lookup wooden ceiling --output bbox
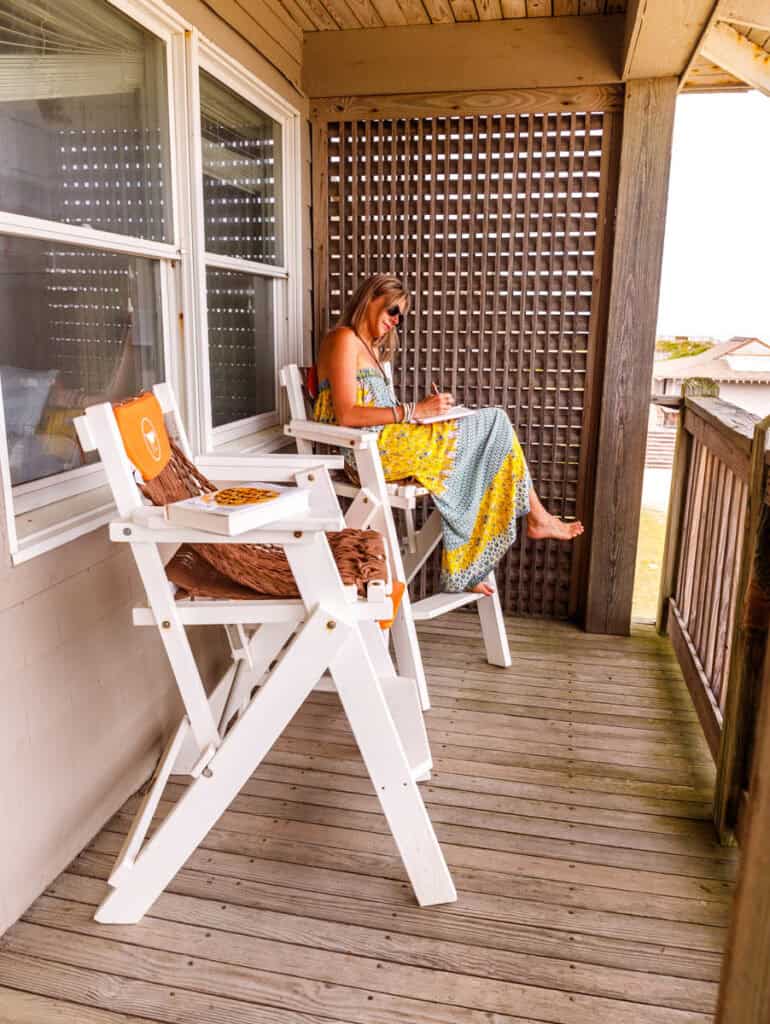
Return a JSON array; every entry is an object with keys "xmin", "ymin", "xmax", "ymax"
[
  {"xmin": 684, "ymin": 18, "xmax": 770, "ymax": 93},
  {"xmin": 278, "ymin": 0, "xmax": 626, "ymax": 32},
  {"xmin": 218, "ymin": 0, "xmax": 767, "ymax": 96}
]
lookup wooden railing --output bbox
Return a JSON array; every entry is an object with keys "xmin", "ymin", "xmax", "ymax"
[{"xmin": 657, "ymin": 384, "xmax": 770, "ymax": 841}]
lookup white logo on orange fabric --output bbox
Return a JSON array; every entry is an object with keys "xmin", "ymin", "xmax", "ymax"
[{"xmin": 141, "ymin": 417, "xmax": 162, "ymax": 462}]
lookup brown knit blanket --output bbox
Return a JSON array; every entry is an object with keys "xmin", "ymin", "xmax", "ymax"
[{"xmin": 141, "ymin": 443, "xmax": 387, "ymax": 600}]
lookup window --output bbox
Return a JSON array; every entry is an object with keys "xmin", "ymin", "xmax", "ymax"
[
  {"xmin": 195, "ymin": 64, "xmax": 291, "ymax": 446},
  {"xmin": 0, "ymin": 236, "xmax": 163, "ymax": 488},
  {"xmin": 0, "ymin": 0, "xmax": 172, "ymax": 240},
  {"xmin": 206, "ymin": 269, "xmax": 274, "ymax": 428},
  {"xmin": 199, "ymin": 71, "xmax": 283, "ymax": 265},
  {"xmin": 0, "ymin": 0, "xmax": 302, "ymax": 562}
]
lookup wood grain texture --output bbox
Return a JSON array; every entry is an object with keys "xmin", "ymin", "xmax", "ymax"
[
  {"xmin": 655, "ymin": 398, "xmax": 752, "ymax": 740},
  {"xmin": 343, "ymin": 0, "xmax": 386, "ymax": 26},
  {"xmin": 657, "ymin": 394, "xmax": 694, "ymax": 635},
  {"xmin": 366, "ymin": 0, "xmax": 406, "ymax": 22},
  {"xmin": 685, "ymin": 411, "xmax": 752, "ymax": 483},
  {"xmin": 0, "ymin": 617, "xmax": 734, "ymax": 1024},
  {"xmin": 291, "ymin": 0, "xmax": 626, "ymax": 25},
  {"xmin": 714, "ymin": 413, "xmax": 770, "ymax": 841},
  {"xmin": 163, "ymin": 0, "xmax": 309, "ymax": 108},
  {"xmin": 720, "ymin": 0, "xmax": 770, "ymax": 30},
  {"xmin": 201, "ymin": 0, "xmax": 302, "ymax": 89},
  {"xmin": 622, "ymin": 0, "xmax": 717, "ymax": 79},
  {"xmin": 701, "ymin": 20, "xmax": 770, "ymax": 96},
  {"xmin": 715, "ymin": 639, "xmax": 770, "ymax": 1023},
  {"xmin": 584, "ymin": 77, "xmax": 677, "ymax": 636},
  {"xmin": 684, "ymin": 397, "xmax": 757, "ymax": 459},
  {"xmin": 568, "ymin": 107, "xmax": 623, "ymax": 620},
  {"xmin": 0, "ymin": 987, "xmax": 158, "ymax": 1024},
  {"xmin": 669, "ymin": 602, "xmax": 724, "ymax": 760},
  {"xmin": 681, "ymin": 55, "xmax": 748, "ymax": 92},
  {"xmin": 302, "ymin": 14, "xmax": 625, "ymax": 96},
  {"xmin": 311, "ymin": 83, "xmax": 624, "ymax": 120}
]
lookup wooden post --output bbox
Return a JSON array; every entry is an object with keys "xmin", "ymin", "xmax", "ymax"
[
  {"xmin": 585, "ymin": 77, "xmax": 678, "ymax": 635},
  {"xmin": 715, "ymin": 638, "xmax": 770, "ymax": 1022},
  {"xmin": 714, "ymin": 413, "xmax": 770, "ymax": 842},
  {"xmin": 656, "ymin": 378, "xmax": 720, "ymax": 635}
]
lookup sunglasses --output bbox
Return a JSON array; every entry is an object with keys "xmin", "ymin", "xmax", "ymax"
[{"xmin": 386, "ymin": 303, "xmax": 405, "ymax": 326}]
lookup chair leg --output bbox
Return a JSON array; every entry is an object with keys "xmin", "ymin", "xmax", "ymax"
[
  {"xmin": 390, "ymin": 590, "xmax": 431, "ymax": 711},
  {"xmin": 402, "ymin": 510, "xmax": 442, "ymax": 585},
  {"xmin": 478, "ymin": 571, "xmax": 512, "ymax": 668},
  {"xmin": 359, "ymin": 621, "xmax": 396, "ymax": 677},
  {"xmin": 219, "ymin": 621, "xmax": 297, "ymax": 732},
  {"xmin": 330, "ymin": 631, "xmax": 456, "ymax": 907},
  {"xmin": 95, "ymin": 608, "xmax": 347, "ymax": 924}
]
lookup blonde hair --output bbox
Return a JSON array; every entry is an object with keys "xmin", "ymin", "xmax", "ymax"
[{"xmin": 336, "ymin": 273, "xmax": 409, "ymax": 364}]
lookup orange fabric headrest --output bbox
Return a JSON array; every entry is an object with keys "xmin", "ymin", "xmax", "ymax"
[{"xmin": 113, "ymin": 392, "xmax": 171, "ymax": 481}]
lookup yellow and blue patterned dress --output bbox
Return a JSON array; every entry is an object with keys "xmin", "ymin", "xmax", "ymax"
[{"xmin": 314, "ymin": 368, "xmax": 532, "ymax": 592}]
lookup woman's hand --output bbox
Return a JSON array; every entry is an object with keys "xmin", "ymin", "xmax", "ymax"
[{"xmin": 414, "ymin": 391, "xmax": 454, "ymax": 421}]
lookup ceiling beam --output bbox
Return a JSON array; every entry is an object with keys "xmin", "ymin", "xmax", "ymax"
[
  {"xmin": 303, "ymin": 14, "xmax": 624, "ymax": 97},
  {"xmin": 720, "ymin": 0, "xmax": 770, "ymax": 30},
  {"xmin": 701, "ymin": 20, "xmax": 770, "ymax": 94},
  {"xmin": 623, "ymin": 0, "xmax": 719, "ymax": 80}
]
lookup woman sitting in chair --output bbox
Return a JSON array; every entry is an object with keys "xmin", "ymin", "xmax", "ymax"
[{"xmin": 314, "ymin": 273, "xmax": 583, "ymax": 596}]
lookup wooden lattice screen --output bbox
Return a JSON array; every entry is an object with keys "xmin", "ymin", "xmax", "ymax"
[{"xmin": 313, "ymin": 91, "xmax": 622, "ymax": 618}]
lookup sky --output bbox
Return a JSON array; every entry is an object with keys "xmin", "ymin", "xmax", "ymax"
[{"xmin": 656, "ymin": 90, "xmax": 770, "ymax": 342}]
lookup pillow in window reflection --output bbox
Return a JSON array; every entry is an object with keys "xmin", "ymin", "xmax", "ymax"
[
  {"xmin": 0, "ymin": 366, "xmax": 57, "ymax": 437},
  {"xmin": 6, "ymin": 435, "xmax": 80, "ymax": 487},
  {"xmin": 39, "ymin": 405, "xmax": 82, "ymax": 442},
  {"xmin": 113, "ymin": 392, "xmax": 172, "ymax": 481}
]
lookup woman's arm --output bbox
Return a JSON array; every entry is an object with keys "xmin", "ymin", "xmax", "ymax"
[{"xmin": 324, "ymin": 328, "xmax": 454, "ymax": 427}]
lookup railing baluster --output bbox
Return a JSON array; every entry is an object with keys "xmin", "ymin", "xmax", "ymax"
[{"xmin": 658, "ymin": 385, "xmax": 767, "ymax": 808}]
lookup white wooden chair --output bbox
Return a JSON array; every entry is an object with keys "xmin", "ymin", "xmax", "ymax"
[
  {"xmin": 281, "ymin": 363, "xmax": 512, "ymax": 710},
  {"xmin": 73, "ymin": 383, "xmax": 456, "ymax": 924}
]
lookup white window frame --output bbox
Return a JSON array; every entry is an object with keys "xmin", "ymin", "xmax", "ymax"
[
  {"xmin": 0, "ymin": 0, "xmax": 304, "ymax": 562},
  {"xmin": 0, "ymin": 0, "xmax": 187, "ymax": 561},
  {"xmin": 187, "ymin": 35, "xmax": 303, "ymax": 453}
]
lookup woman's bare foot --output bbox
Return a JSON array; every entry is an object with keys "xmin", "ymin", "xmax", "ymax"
[
  {"xmin": 470, "ymin": 581, "xmax": 496, "ymax": 597},
  {"xmin": 527, "ymin": 510, "xmax": 584, "ymax": 542}
]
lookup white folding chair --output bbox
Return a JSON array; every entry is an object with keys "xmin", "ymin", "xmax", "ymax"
[
  {"xmin": 281, "ymin": 363, "xmax": 512, "ymax": 711},
  {"xmin": 73, "ymin": 383, "xmax": 456, "ymax": 923}
]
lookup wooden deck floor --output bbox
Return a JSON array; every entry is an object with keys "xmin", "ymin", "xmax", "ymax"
[{"xmin": 0, "ymin": 616, "xmax": 738, "ymax": 1024}]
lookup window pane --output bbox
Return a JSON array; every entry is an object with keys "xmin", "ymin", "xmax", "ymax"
[
  {"xmin": 200, "ymin": 71, "xmax": 283, "ymax": 265},
  {"xmin": 0, "ymin": 0, "xmax": 172, "ymax": 242},
  {"xmin": 207, "ymin": 269, "xmax": 274, "ymax": 428},
  {"xmin": 0, "ymin": 234, "xmax": 163, "ymax": 485}
]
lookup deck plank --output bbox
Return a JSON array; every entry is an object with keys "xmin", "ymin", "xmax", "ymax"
[
  {"xmin": 0, "ymin": 620, "xmax": 735, "ymax": 1023},
  {"xmin": 53, "ymin": 865, "xmax": 725, "ymax": 977}
]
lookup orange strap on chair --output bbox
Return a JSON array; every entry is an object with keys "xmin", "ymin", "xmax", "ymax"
[
  {"xmin": 379, "ymin": 580, "xmax": 406, "ymax": 630},
  {"xmin": 113, "ymin": 392, "xmax": 172, "ymax": 481}
]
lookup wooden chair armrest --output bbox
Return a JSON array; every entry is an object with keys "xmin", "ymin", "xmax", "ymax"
[
  {"xmin": 284, "ymin": 420, "xmax": 375, "ymax": 450},
  {"xmin": 110, "ymin": 513, "xmax": 343, "ymax": 545}
]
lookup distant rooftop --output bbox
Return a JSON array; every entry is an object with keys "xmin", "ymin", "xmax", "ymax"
[{"xmin": 653, "ymin": 337, "xmax": 770, "ymax": 384}]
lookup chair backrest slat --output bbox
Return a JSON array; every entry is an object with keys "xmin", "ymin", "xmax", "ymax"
[
  {"xmin": 281, "ymin": 365, "xmax": 315, "ymax": 455},
  {"xmin": 82, "ymin": 402, "xmax": 145, "ymax": 516},
  {"xmin": 153, "ymin": 382, "xmax": 195, "ymax": 461}
]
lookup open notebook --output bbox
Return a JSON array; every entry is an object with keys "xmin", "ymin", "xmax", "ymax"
[{"xmin": 415, "ymin": 406, "xmax": 478, "ymax": 425}]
